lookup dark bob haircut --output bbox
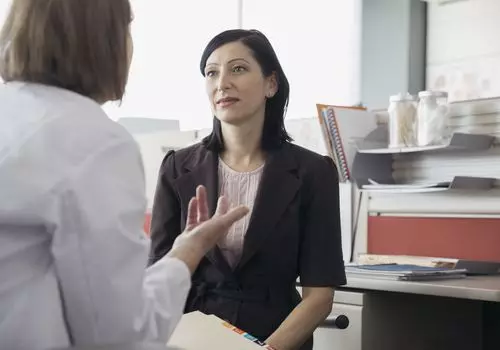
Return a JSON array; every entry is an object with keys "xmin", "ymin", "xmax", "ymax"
[{"xmin": 199, "ymin": 29, "xmax": 292, "ymax": 152}]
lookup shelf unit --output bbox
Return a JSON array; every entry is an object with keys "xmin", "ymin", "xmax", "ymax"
[{"xmin": 351, "ymin": 124, "xmax": 496, "ymax": 192}]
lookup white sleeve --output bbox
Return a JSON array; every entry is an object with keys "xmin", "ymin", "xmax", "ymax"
[{"xmin": 50, "ymin": 136, "xmax": 191, "ymax": 345}]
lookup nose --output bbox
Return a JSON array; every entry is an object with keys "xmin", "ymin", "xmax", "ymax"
[{"xmin": 216, "ymin": 70, "xmax": 231, "ymax": 92}]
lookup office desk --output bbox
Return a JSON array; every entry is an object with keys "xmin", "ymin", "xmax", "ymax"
[
  {"xmin": 330, "ymin": 275, "xmax": 500, "ymax": 350},
  {"xmin": 345, "ymin": 275, "xmax": 500, "ymax": 302}
]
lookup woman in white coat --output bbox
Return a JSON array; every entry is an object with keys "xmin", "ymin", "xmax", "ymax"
[{"xmin": 0, "ymin": 1, "xmax": 248, "ymax": 350}]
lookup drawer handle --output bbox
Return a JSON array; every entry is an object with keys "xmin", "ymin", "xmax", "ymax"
[{"xmin": 322, "ymin": 314, "xmax": 349, "ymax": 329}]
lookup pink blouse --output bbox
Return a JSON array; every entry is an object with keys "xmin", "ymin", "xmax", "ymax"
[{"xmin": 217, "ymin": 158, "xmax": 264, "ymax": 268}]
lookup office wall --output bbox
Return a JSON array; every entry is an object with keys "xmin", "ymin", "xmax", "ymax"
[
  {"xmin": 426, "ymin": 0, "xmax": 500, "ymax": 101},
  {"xmin": 131, "ymin": 130, "xmax": 198, "ymax": 209},
  {"xmin": 361, "ymin": 0, "xmax": 426, "ymax": 109}
]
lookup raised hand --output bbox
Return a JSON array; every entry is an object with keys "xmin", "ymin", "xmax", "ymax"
[{"xmin": 168, "ymin": 185, "xmax": 248, "ymax": 274}]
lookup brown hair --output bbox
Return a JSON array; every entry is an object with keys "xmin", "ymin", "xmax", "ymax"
[{"xmin": 0, "ymin": 0, "xmax": 132, "ymax": 102}]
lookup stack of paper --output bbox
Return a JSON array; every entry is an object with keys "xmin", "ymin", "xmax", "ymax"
[
  {"xmin": 361, "ymin": 180, "xmax": 451, "ymax": 193},
  {"xmin": 345, "ymin": 264, "xmax": 467, "ymax": 281},
  {"xmin": 355, "ymin": 254, "xmax": 458, "ymax": 268}
]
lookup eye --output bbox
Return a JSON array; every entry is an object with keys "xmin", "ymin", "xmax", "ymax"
[
  {"xmin": 232, "ymin": 65, "xmax": 246, "ymax": 73},
  {"xmin": 205, "ymin": 70, "xmax": 217, "ymax": 78}
]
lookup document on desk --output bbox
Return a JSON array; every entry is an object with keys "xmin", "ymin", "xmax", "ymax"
[
  {"xmin": 168, "ymin": 311, "xmax": 276, "ymax": 350},
  {"xmin": 345, "ymin": 264, "xmax": 468, "ymax": 281}
]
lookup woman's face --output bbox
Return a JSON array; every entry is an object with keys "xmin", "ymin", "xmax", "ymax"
[{"xmin": 204, "ymin": 41, "xmax": 277, "ymax": 126}]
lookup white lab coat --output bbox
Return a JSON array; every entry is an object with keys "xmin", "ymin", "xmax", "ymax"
[{"xmin": 0, "ymin": 82, "xmax": 191, "ymax": 350}]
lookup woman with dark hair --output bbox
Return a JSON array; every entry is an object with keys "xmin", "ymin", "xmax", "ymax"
[
  {"xmin": 0, "ymin": 2, "xmax": 248, "ymax": 349},
  {"xmin": 149, "ymin": 29, "xmax": 346, "ymax": 350}
]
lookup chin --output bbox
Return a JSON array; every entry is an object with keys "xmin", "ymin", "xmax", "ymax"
[{"xmin": 216, "ymin": 113, "xmax": 250, "ymax": 126}]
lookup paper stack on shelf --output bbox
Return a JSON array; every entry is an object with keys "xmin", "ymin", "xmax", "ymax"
[
  {"xmin": 361, "ymin": 179, "xmax": 451, "ymax": 192},
  {"xmin": 316, "ymin": 104, "xmax": 377, "ymax": 182},
  {"xmin": 345, "ymin": 263, "xmax": 467, "ymax": 281}
]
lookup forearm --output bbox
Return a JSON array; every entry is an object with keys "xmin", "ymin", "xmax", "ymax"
[
  {"xmin": 166, "ymin": 242, "xmax": 203, "ymax": 274},
  {"xmin": 266, "ymin": 291, "xmax": 333, "ymax": 350},
  {"xmin": 140, "ymin": 256, "xmax": 192, "ymax": 341}
]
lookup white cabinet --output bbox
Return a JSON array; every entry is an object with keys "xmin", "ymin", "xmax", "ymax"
[
  {"xmin": 296, "ymin": 287, "xmax": 364, "ymax": 350},
  {"xmin": 314, "ymin": 291, "xmax": 364, "ymax": 350}
]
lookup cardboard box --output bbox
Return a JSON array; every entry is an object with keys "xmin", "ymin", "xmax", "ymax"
[{"xmin": 167, "ymin": 311, "xmax": 276, "ymax": 350}]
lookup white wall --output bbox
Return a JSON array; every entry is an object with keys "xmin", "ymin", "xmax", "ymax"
[
  {"xmin": 103, "ymin": 0, "xmax": 238, "ymax": 131},
  {"xmin": 103, "ymin": 0, "xmax": 361, "ymax": 130},
  {"xmin": 243, "ymin": 0, "xmax": 362, "ymax": 119},
  {"xmin": 426, "ymin": 0, "xmax": 500, "ymax": 101},
  {"xmin": 132, "ymin": 130, "xmax": 198, "ymax": 210}
]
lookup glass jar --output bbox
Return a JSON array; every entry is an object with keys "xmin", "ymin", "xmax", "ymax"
[
  {"xmin": 416, "ymin": 91, "xmax": 449, "ymax": 147},
  {"xmin": 388, "ymin": 93, "xmax": 417, "ymax": 148}
]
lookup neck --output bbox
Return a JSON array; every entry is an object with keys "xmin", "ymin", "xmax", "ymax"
[{"xmin": 220, "ymin": 120, "xmax": 265, "ymax": 169}]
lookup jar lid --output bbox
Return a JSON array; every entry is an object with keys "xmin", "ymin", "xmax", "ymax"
[
  {"xmin": 418, "ymin": 90, "xmax": 448, "ymax": 98},
  {"xmin": 389, "ymin": 93, "xmax": 415, "ymax": 102}
]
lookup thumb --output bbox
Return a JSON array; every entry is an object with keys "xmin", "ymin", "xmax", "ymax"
[
  {"xmin": 197, "ymin": 205, "xmax": 249, "ymax": 237},
  {"xmin": 217, "ymin": 205, "xmax": 249, "ymax": 227}
]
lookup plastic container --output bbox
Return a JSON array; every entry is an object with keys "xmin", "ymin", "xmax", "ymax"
[
  {"xmin": 416, "ymin": 91, "xmax": 449, "ymax": 147},
  {"xmin": 388, "ymin": 93, "xmax": 417, "ymax": 148}
]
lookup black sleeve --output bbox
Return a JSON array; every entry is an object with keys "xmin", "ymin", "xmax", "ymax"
[
  {"xmin": 299, "ymin": 155, "xmax": 346, "ymax": 287},
  {"xmin": 148, "ymin": 150, "xmax": 182, "ymax": 266}
]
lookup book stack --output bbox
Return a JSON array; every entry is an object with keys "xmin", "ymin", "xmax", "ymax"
[{"xmin": 345, "ymin": 263, "xmax": 467, "ymax": 281}]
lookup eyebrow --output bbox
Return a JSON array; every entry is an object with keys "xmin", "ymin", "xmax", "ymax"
[{"xmin": 205, "ymin": 58, "xmax": 250, "ymax": 67}]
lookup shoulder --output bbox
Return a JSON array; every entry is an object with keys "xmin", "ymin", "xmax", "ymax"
[
  {"xmin": 282, "ymin": 144, "xmax": 339, "ymax": 204},
  {"xmin": 0, "ymin": 83, "xmax": 141, "ymax": 200},
  {"xmin": 283, "ymin": 142, "xmax": 338, "ymax": 176},
  {"xmin": 159, "ymin": 142, "xmax": 209, "ymax": 178},
  {"xmin": 19, "ymin": 82, "xmax": 135, "ymax": 149},
  {"xmin": 52, "ymin": 86, "xmax": 134, "ymax": 145}
]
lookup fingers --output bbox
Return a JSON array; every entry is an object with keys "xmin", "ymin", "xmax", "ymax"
[
  {"xmin": 185, "ymin": 197, "xmax": 198, "ymax": 231},
  {"xmin": 214, "ymin": 195, "xmax": 229, "ymax": 217},
  {"xmin": 199, "ymin": 205, "xmax": 249, "ymax": 238},
  {"xmin": 196, "ymin": 185, "xmax": 209, "ymax": 222},
  {"xmin": 181, "ymin": 205, "xmax": 250, "ymax": 259}
]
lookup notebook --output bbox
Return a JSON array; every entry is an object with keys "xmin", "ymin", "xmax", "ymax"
[{"xmin": 316, "ymin": 104, "xmax": 377, "ymax": 182}]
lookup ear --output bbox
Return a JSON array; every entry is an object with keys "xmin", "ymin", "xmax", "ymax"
[{"xmin": 265, "ymin": 72, "xmax": 278, "ymax": 98}]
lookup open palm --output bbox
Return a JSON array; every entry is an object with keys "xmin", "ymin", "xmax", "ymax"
[
  {"xmin": 185, "ymin": 185, "xmax": 230, "ymax": 231},
  {"xmin": 168, "ymin": 185, "xmax": 247, "ymax": 274}
]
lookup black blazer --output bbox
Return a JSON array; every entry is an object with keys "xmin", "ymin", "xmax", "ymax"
[{"xmin": 149, "ymin": 142, "xmax": 346, "ymax": 349}]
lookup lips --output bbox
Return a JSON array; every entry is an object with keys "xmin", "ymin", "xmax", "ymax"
[{"xmin": 216, "ymin": 97, "xmax": 239, "ymax": 107}]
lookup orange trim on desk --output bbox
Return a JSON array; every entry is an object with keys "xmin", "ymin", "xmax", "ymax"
[
  {"xmin": 368, "ymin": 216, "xmax": 500, "ymax": 262},
  {"xmin": 144, "ymin": 212, "xmax": 152, "ymax": 236}
]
